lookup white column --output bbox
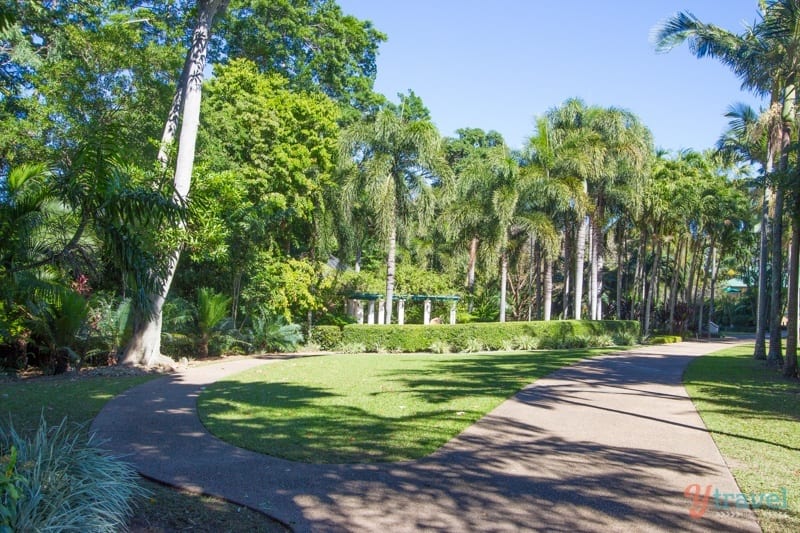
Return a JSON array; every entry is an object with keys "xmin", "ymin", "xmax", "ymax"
[
  {"xmin": 384, "ymin": 299, "xmax": 392, "ymax": 324},
  {"xmin": 449, "ymin": 301, "xmax": 457, "ymax": 325},
  {"xmin": 367, "ymin": 300, "xmax": 375, "ymax": 324},
  {"xmin": 355, "ymin": 301, "xmax": 364, "ymax": 324},
  {"xmin": 398, "ymin": 299, "xmax": 405, "ymax": 325},
  {"xmin": 377, "ymin": 299, "xmax": 385, "ymax": 325},
  {"xmin": 423, "ymin": 299, "xmax": 432, "ymax": 325}
]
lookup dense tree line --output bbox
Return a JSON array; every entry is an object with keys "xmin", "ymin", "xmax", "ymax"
[{"xmin": 0, "ymin": 1, "xmax": 795, "ymax": 380}]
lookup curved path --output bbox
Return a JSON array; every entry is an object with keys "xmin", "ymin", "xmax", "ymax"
[{"xmin": 93, "ymin": 340, "xmax": 761, "ymax": 532}]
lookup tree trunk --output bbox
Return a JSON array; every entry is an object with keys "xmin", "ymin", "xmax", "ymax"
[
  {"xmin": 544, "ymin": 257, "xmax": 553, "ymax": 321},
  {"xmin": 784, "ymin": 200, "xmax": 799, "ymax": 378},
  {"xmin": 122, "ymin": 0, "xmax": 229, "ymax": 367},
  {"xmin": 697, "ymin": 241, "xmax": 711, "ymax": 338},
  {"xmin": 385, "ymin": 221, "xmax": 397, "ymax": 325},
  {"xmin": 768, "ymin": 186, "xmax": 785, "ymax": 365},
  {"xmin": 644, "ymin": 238, "xmax": 661, "ymax": 337},
  {"xmin": 527, "ymin": 234, "xmax": 535, "ymax": 321},
  {"xmin": 466, "ymin": 236, "xmax": 478, "ymax": 312},
  {"xmin": 574, "ymin": 196, "xmax": 588, "ymax": 320},
  {"xmin": 500, "ymin": 250, "xmax": 508, "ymax": 323},
  {"xmin": 754, "ymin": 183, "xmax": 771, "ymax": 359},
  {"xmin": 668, "ymin": 237, "xmax": 684, "ymax": 334},
  {"xmin": 562, "ymin": 232, "xmax": 571, "ymax": 319},
  {"xmin": 589, "ymin": 215, "xmax": 597, "ymax": 320},
  {"xmin": 616, "ymin": 224, "xmax": 624, "ymax": 319},
  {"xmin": 709, "ymin": 244, "xmax": 718, "ymax": 326}
]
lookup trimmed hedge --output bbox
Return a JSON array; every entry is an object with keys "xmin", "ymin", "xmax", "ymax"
[
  {"xmin": 308, "ymin": 325, "xmax": 343, "ymax": 350},
  {"xmin": 340, "ymin": 320, "xmax": 640, "ymax": 353},
  {"xmin": 647, "ymin": 335, "xmax": 683, "ymax": 345}
]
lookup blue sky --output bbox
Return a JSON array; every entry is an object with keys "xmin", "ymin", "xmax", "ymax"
[{"xmin": 337, "ymin": 0, "xmax": 767, "ymax": 152}]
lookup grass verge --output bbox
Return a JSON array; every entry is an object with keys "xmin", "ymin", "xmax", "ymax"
[
  {"xmin": 1, "ymin": 373, "xmax": 287, "ymax": 532},
  {"xmin": 684, "ymin": 344, "xmax": 800, "ymax": 532},
  {"xmin": 198, "ymin": 348, "xmax": 614, "ymax": 463}
]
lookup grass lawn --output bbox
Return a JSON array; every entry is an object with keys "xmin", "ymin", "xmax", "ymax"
[
  {"xmin": 0, "ymin": 373, "xmax": 287, "ymax": 532},
  {"xmin": 198, "ymin": 348, "xmax": 613, "ymax": 463},
  {"xmin": 684, "ymin": 344, "xmax": 800, "ymax": 532}
]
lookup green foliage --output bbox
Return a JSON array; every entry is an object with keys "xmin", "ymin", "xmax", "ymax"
[
  {"xmin": 512, "ymin": 334, "xmax": 540, "ymax": 350},
  {"xmin": 195, "ymin": 288, "xmax": 232, "ymax": 358},
  {"xmin": 647, "ymin": 335, "xmax": 683, "ymax": 344},
  {"xmin": 612, "ymin": 330, "xmax": 640, "ymax": 346},
  {"xmin": 340, "ymin": 320, "xmax": 639, "ymax": 353},
  {"xmin": 86, "ymin": 293, "xmax": 132, "ymax": 365},
  {"xmin": 428, "ymin": 340, "xmax": 452, "ymax": 354},
  {"xmin": 308, "ymin": 325, "xmax": 342, "ymax": 350},
  {"xmin": 0, "ymin": 417, "xmax": 146, "ymax": 532},
  {"xmin": 244, "ymin": 256, "xmax": 329, "ymax": 323},
  {"xmin": 247, "ymin": 312, "xmax": 304, "ymax": 353}
]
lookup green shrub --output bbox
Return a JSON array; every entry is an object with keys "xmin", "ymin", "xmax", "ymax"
[
  {"xmin": 647, "ymin": 335, "xmax": 682, "ymax": 345},
  {"xmin": 246, "ymin": 312, "xmax": 303, "ymax": 353},
  {"xmin": 513, "ymin": 334, "xmax": 540, "ymax": 350},
  {"xmin": 338, "ymin": 342, "xmax": 367, "ymax": 354},
  {"xmin": 461, "ymin": 338, "xmax": 485, "ymax": 353},
  {"xmin": 340, "ymin": 320, "xmax": 639, "ymax": 353},
  {"xmin": 0, "ymin": 417, "xmax": 146, "ymax": 532},
  {"xmin": 309, "ymin": 325, "xmax": 343, "ymax": 350},
  {"xmin": 428, "ymin": 340, "xmax": 451, "ymax": 354},
  {"xmin": 613, "ymin": 331, "xmax": 640, "ymax": 346}
]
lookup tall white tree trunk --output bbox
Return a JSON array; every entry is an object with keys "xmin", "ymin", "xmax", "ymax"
[
  {"xmin": 574, "ymin": 217, "xmax": 588, "ymax": 320},
  {"xmin": 543, "ymin": 258, "xmax": 553, "ymax": 321},
  {"xmin": 589, "ymin": 216, "xmax": 597, "ymax": 320},
  {"xmin": 466, "ymin": 236, "xmax": 478, "ymax": 312},
  {"xmin": 122, "ymin": 0, "xmax": 228, "ymax": 367},
  {"xmin": 500, "ymin": 250, "xmax": 508, "ymax": 323},
  {"xmin": 385, "ymin": 222, "xmax": 397, "ymax": 325}
]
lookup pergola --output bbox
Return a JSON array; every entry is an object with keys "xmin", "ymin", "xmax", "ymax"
[{"xmin": 346, "ymin": 292, "xmax": 460, "ymax": 325}]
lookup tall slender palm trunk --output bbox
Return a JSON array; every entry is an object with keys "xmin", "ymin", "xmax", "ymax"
[
  {"xmin": 644, "ymin": 238, "xmax": 661, "ymax": 337},
  {"xmin": 544, "ymin": 258, "xmax": 553, "ymax": 321},
  {"xmin": 754, "ymin": 178, "xmax": 772, "ymax": 360},
  {"xmin": 768, "ymin": 188, "xmax": 785, "ymax": 365},
  {"xmin": 784, "ymin": 199, "xmax": 800, "ymax": 377},
  {"xmin": 500, "ymin": 251, "xmax": 508, "ymax": 323},
  {"xmin": 574, "ymin": 211, "xmax": 588, "ymax": 319},
  {"xmin": 385, "ymin": 222, "xmax": 397, "ymax": 325},
  {"xmin": 466, "ymin": 236, "xmax": 478, "ymax": 312}
]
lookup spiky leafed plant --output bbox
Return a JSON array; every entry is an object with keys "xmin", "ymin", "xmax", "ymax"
[
  {"xmin": 0, "ymin": 417, "xmax": 146, "ymax": 532},
  {"xmin": 195, "ymin": 287, "xmax": 232, "ymax": 358}
]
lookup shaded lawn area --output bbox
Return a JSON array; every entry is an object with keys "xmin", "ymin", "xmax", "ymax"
[
  {"xmin": 0, "ymin": 373, "xmax": 288, "ymax": 533},
  {"xmin": 1, "ymin": 375, "xmax": 155, "ymax": 433},
  {"xmin": 198, "ymin": 348, "xmax": 614, "ymax": 463},
  {"xmin": 684, "ymin": 345, "xmax": 800, "ymax": 533}
]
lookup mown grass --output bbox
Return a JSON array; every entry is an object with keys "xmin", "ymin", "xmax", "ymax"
[
  {"xmin": 0, "ymin": 373, "xmax": 287, "ymax": 532},
  {"xmin": 198, "ymin": 348, "xmax": 613, "ymax": 463},
  {"xmin": 684, "ymin": 345, "xmax": 800, "ymax": 532}
]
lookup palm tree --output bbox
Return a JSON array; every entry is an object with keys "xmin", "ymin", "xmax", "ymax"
[
  {"xmin": 653, "ymin": 0, "xmax": 800, "ymax": 370},
  {"xmin": 341, "ymin": 99, "xmax": 447, "ymax": 324},
  {"xmin": 441, "ymin": 129, "xmax": 505, "ymax": 312},
  {"xmin": 717, "ymin": 103, "xmax": 771, "ymax": 359}
]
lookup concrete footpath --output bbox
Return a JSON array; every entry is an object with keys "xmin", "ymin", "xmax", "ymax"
[{"xmin": 92, "ymin": 340, "xmax": 761, "ymax": 532}]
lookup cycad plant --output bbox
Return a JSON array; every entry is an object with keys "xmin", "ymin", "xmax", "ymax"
[{"xmin": 195, "ymin": 287, "xmax": 232, "ymax": 358}]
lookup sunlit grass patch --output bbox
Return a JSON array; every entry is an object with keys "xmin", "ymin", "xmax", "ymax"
[
  {"xmin": 198, "ymin": 348, "xmax": 613, "ymax": 463},
  {"xmin": 684, "ymin": 344, "xmax": 800, "ymax": 532}
]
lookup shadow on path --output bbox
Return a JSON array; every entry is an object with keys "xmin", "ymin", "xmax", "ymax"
[{"xmin": 92, "ymin": 341, "xmax": 761, "ymax": 532}]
